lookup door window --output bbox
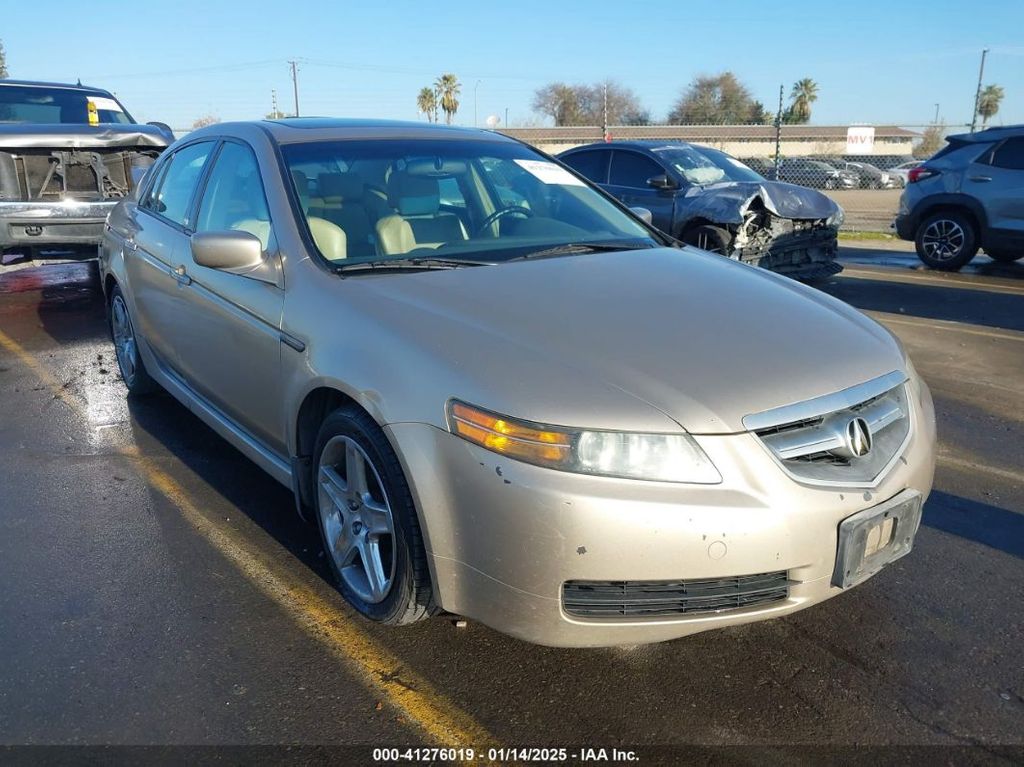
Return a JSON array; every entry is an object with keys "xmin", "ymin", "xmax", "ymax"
[
  {"xmin": 609, "ymin": 151, "xmax": 666, "ymax": 188},
  {"xmin": 988, "ymin": 138, "xmax": 1024, "ymax": 171},
  {"xmin": 561, "ymin": 150, "xmax": 610, "ymax": 184},
  {"xmin": 195, "ymin": 142, "xmax": 272, "ymax": 249},
  {"xmin": 143, "ymin": 141, "xmax": 215, "ymax": 227}
]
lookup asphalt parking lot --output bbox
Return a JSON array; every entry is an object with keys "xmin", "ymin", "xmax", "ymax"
[{"xmin": 0, "ymin": 248, "xmax": 1021, "ymax": 761}]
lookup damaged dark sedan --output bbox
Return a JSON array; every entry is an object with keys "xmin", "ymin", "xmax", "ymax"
[
  {"xmin": 0, "ymin": 80, "xmax": 171, "ymax": 265},
  {"xmin": 559, "ymin": 141, "xmax": 844, "ymax": 279}
]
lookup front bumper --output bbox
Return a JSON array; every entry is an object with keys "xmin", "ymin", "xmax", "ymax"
[
  {"xmin": 0, "ymin": 200, "xmax": 116, "ymax": 251},
  {"xmin": 387, "ymin": 379, "xmax": 936, "ymax": 647}
]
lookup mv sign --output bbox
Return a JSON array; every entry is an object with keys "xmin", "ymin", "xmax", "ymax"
[{"xmin": 846, "ymin": 126, "xmax": 876, "ymax": 154}]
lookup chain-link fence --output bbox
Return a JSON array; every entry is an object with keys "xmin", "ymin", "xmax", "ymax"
[{"xmin": 499, "ymin": 123, "xmax": 961, "ymax": 232}]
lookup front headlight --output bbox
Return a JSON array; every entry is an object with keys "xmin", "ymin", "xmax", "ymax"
[
  {"xmin": 826, "ymin": 207, "xmax": 845, "ymax": 228},
  {"xmin": 447, "ymin": 400, "xmax": 721, "ymax": 484}
]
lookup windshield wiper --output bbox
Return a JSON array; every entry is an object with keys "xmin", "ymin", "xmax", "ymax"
[
  {"xmin": 507, "ymin": 241, "xmax": 656, "ymax": 262},
  {"xmin": 334, "ymin": 256, "xmax": 493, "ymax": 275}
]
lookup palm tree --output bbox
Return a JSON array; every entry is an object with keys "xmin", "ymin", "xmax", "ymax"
[
  {"xmin": 977, "ymin": 84, "xmax": 1005, "ymax": 129},
  {"xmin": 788, "ymin": 78, "xmax": 819, "ymax": 124},
  {"xmin": 434, "ymin": 74, "xmax": 461, "ymax": 125},
  {"xmin": 416, "ymin": 87, "xmax": 437, "ymax": 123}
]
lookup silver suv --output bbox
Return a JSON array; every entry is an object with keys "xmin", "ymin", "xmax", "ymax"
[{"xmin": 895, "ymin": 125, "xmax": 1024, "ymax": 270}]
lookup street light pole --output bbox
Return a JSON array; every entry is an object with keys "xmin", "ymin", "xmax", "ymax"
[
  {"xmin": 970, "ymin": 48, "xmax": 989, "ymax": 133},
  {"xmin": 933, "ymin": 103, "xmax": 940, "ymax": 124},
  {"xmin": 474, "ymin": 80, "xmax": 481, "ymax": 127}
]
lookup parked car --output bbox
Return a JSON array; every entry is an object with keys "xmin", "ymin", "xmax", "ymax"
[
  {"xmin": 739, "ymin": 156, "xmax": 777, "ymax": 178},
  {"xmin": 888, "ymin": 160, "xmax": 923, "ymax": 186},
  {"xmin": 830, "ymin": 160, "xmax": 899, "ymax": 189},
  {"xmin": 101, "ymin": 119, "xmax": 935, "ymax": 647},
  {"xmin": 0, "ymin": 80, "xmax": 172, "ymax": 264},
  {"xmin": 776, "ymin": 158, "xmax": 858, "ymax": 190},
  {"xmin": 559, "ymin": 141, "xmax": 843, "ymax": 279},
  {"xmin": 895, "ymin": 125, "xmax": 1024, "ymax": 269}
]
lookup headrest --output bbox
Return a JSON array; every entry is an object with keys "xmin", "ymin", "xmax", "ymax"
[
  {"xmin": 318, "ymin": 172, "xmax": 363, "ymax": 201},
  {"xmin": 387, "ymin": 171, "xmax": 439, "ymax": 216},
  {"xmin": 307, "ymin": 216, "xmax": 347, "ymax": 261}
]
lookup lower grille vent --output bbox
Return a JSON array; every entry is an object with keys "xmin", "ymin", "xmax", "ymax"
[{"xmin": 562, "ymin": 571, "xmax": 790, "ymax": 619}]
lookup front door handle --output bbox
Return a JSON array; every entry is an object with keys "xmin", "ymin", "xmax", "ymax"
[
  {"xmin": 969, "ymin": 175, "xmax": 992, "ymax": 182},
  {"xmin": 173, "ymin": 265, "xmax": 192, "ymax": 286}
]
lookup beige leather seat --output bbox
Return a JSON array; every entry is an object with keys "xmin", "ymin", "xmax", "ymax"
[
  {"xmin": 315, "ymin": 172, "xmax": 374, "ymax": 257},
  {"xmin": 307, "ymin": 216, "xmax": 347, "ymax": 261},
  {"xmin": 376, "ymin": 172, "xmax": 467, "ymax": 255}
]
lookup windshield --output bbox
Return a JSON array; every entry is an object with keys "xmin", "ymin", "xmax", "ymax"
[
  {"xmin": 0, "ymin": 85, "xmax": 134, "ymax": 125},
  {"xmin": 651, "ymin": 144, "xmax": 764, "ymax": 184},
  {"xmin": 283, "ymin": 138, "xmax": 658, "ymax": 267}
]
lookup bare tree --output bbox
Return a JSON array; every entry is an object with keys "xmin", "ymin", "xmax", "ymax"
[
  {"xmin": 531, "ymin": 81, "xmax": 646, "ymax": 126},
  {"xmin": 668, "ymin": 72, "xmax": 764, "ymax": 125},
  {"xmin": 191, "ymin": 115, "xmax": 221, "ymax": 129},
  {"xmin": 914, "ymin": 123, "xmax": 946, "ymax": 159}
]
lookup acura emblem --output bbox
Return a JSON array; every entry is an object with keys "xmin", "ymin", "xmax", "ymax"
[{"xmin": 845, "ymin": 417, "xmax": 873, "ymax": 457}]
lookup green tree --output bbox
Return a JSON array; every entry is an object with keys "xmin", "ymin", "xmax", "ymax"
[
  {"xmin": 668, "ymin": 72, "xmax": 764, "ymax": 124},
  {"xmin": 416, "ymin": 87, "xmax": 438, "ymax": 123},
  {"xmin": 977, "ymin": 84, "xmax": 1004, "ymax": 129},
  {"xmin": 434, "ymin": 74, "xmax": 461, "ymax": 125},
  {"xmin": 784, "ymin": 78, "xmax": 819, "ymax": 124},
  {"xmin": 0, "ymin": 39, "xmax": 8, "ymax": 79}
]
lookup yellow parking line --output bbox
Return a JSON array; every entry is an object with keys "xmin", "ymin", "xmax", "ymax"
[
  {"xmin": 870, "ymin": 313, "xmax": 1024, "ymax": 343},
  {"xmin": 0, "ymin": 327, "xmax": 497, "ymax": 749},
  {"xmin": 841, "ymin": 267, "xmax": 1024, "ymax": 297}
]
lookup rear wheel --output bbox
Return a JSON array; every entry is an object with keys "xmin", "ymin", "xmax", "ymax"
[
  {"xmin": 682, "ymin": 224, "xmax": 732, "ymax": 256},
  {"xmin": 985, "ymin": 248, "xmax": 1023, "ymax": 263},
  {"xmin": 108, "ymin": 285, "xmax": 158, "ymax": 396},
  {"xmin": 914, "ymin": 211, "xmax": 978, "ymax": 270},
  {"xmin": 312, "ymin": 405, "xmax": 435, "ymax": 625}
]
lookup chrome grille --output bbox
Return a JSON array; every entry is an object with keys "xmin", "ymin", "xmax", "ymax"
[
  {"xmin": 562, "ymin": 571, "xmax": 791, "ymax": 619},
  {"xmin": 744, "ymin": 371, "xmax": 911, "ymax": 486}
]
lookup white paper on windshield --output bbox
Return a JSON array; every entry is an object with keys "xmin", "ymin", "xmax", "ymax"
[
  {"xmin": 88, "ymin": 96, "xmax": 124, "ymax": 113},
  {"xmin": 514, "ymin": 159, "xmax": 585, "ymax": 186}
]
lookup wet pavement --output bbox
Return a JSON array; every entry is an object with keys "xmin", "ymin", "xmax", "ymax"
[{"xmin": 0, "ymin": 252, "xmax": 1021, "ymax": 759}]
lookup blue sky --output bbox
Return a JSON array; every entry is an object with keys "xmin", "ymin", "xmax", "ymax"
[{"xmin": 4, "ymin": 0, "xmax": 1023, "ymax": 131}]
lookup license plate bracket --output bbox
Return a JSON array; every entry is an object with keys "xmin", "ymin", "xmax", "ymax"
[{"xmin": 832, "ymin": 489, "xmax": 923, "ymax": 589}]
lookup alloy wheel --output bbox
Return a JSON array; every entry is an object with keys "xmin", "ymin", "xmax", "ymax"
[
  {"xmin": 317, "ymin": 436, "xmax": 396, "ymax": 604},
  {"xmin": 110, "ymin": 295, "xmax": 138, "ymax": 386},
  {"xmin": 921, "ymin": 218, "xmax": 966, "ymax": 262}
]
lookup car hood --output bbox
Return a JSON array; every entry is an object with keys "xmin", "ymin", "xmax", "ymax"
[
  {"xmin": 0, "ymin": 124, "xmax": 171, "ymax": 149},
  {"xmin": 683, "ymin": 180, "xmax": 840, "ymax": 224},
  {"xmin": 349, "ymin": 248, "xmax": 904, "ymax": 434}
]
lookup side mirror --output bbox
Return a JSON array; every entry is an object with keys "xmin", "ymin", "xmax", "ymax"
[
  {"xmin": 630, "ymin": 207, "xmax": 654, "ymax": 225},
  {"xmin": 646, "ymin": 174, "xmax": 677, "ymax": 191},
  {"xmin": 146, "ymin": 121, "xmax": 175, "ymax": 141},
  {"xmin": 191, "ymin": 231, "xmax": 265, "ymax": 270}
]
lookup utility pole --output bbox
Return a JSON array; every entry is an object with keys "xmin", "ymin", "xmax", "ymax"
[
  {"xmin": 504, "ymin": 107, "xmax": 509, "ymax": 128},
  {"xmin": 289, "ymin": 60, "xmax": 300, "ymax": 118},
  {"xmin": 970, "ymin": 48, "xmax": 989, "ymax": 133},
  {"xmin": 271, "ymin": 89, "xmax": 280, "ymax": 119},
  {"xmin": 933, "ymin": 103, "xmax": 940, "ymax": 124},
  {"xmin": 773, "ymin": 83, "xmax": 784, "ymax": 180},
  {"xmin": 602, "ymin": 82, "xmax": 609, "ymax": 138}
]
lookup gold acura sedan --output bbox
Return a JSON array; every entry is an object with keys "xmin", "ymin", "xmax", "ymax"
[{"xmin": 100, "ymin": 119, "xmax": 936, "ymax": 647}]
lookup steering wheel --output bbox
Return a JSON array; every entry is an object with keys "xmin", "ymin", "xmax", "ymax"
[{"xmin": 475, "ymin": 205, "xmax": 533, "ymax": 236}]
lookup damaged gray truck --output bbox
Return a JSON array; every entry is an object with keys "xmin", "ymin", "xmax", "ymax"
[
  {"xmin": 559, "ymin": 141, "xmax": 844, "ymax": 280},
  {"xmin": 0, "ymin": 80, "xmax": 171, "ymax": 265}
]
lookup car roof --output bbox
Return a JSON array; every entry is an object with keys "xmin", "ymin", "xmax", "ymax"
[
  {"xmin": 0, "ymin": 79, "xmax": 115, "ymax": 96},
  {"xmin": 247, "ymin": 117, "xmax": 518, "ymax": 145},
  {"xmin": 947, "ymin": 124, "xmax": 1024, "ymax": 144},
  {"xmin": 561, "ymin": 140, "xmax": 698, "ymax": 154}
]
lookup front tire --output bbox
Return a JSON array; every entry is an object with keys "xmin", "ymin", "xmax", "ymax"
[
  {"xmin": 985, "ymin": 248, "xmax": 1023, "ymax": 263},
  {"xmin": 312, "ymin": 405, "xmax": 435, "ymax": 625},
  {"xmin": 914, "ymin": 211, "xmax": 978, "ymax": 270},
  {"xmin": 682, "ymin": 224, "xmax": 732, "ymax": 256},
  {"xmin": 108, "ymin": 285, "xmax": 158, "ymax": 396}
]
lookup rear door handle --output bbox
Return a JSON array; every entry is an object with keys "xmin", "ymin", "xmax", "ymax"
[
  {"xmin": 969, "ymin": 175, "xmax": 992, "ymax": 182},
  {"xmin": 173, "ymin": 265, "xmax": 192, "ymax": 286}
]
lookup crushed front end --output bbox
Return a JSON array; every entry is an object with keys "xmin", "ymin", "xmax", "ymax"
[{"xmin": 732, "ymin": 208, "xmax": 843, "ymax": 280}]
